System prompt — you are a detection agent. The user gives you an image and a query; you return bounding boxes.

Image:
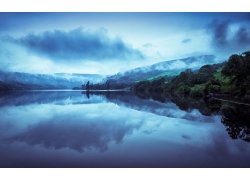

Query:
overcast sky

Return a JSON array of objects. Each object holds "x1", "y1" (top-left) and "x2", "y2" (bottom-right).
[{"x1": 1, "y1": 12, "x2": 250, "y2": 75}]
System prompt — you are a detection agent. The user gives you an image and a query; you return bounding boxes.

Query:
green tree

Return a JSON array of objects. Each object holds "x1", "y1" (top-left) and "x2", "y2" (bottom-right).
[{"x1": 221, "y1": 51, "x2": 250, "y2": 96}]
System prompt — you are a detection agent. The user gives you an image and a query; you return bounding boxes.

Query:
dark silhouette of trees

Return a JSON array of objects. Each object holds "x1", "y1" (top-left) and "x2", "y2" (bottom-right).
[
  {"x1": 85, "y1": 80, "x2": 130, "y2": 90},
  {"x1": 86, "y1": 81, "x2": 90, "y2": 91},
  {"x1": 106, "y1": 82, "x2": 110, "y2": 90},
  {"x1": 221, "y1": 105, "x2": 250, "y2": 142},
  {"x1": 133, "y1": 77, "x2": 166, "y2": 93},
  {"x1": 85, "y1": 90, "x2": 90, "y2": 99}
]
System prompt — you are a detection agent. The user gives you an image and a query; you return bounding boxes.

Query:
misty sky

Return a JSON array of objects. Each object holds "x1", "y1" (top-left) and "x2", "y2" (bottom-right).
[{"x1": 1, "y1": 12, "x2": 250, "y2": 75}]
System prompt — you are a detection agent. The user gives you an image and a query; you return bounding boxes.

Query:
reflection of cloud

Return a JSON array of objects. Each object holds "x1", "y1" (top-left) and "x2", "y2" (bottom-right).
[
  {"x1": 0, "y1": 91, "x2": 104, "y2": 108},
  {"x1": 107, "y1": 94, "x2": 217, "y2": 123},
  {"x1": 5, "y1": 114, "x2": 143, "y2": 153},
  {"x1": 142, "y1": 130, "x2": 152, "y2": 134},
  {"x1": 182, "y1": 111, "x2": 215, "y2": 123},
  {"x1": 143, "y1": 43, "x2": 153, "y2": 47},
  {"x1": 2, "y1": 27, "x2": 144, "y2": 62},
  {"x1": 182, "y1": 135, "x2": 191, "y2": 140},
  {"x1": 203, "y1": 130, "x2": 231, "y2": 161},
  {"x1": 202, "y1": 127, "x2": 250, "y2": 166},
  {"x1": 181, "y1": 38, "x2": 191, "y2": 44}
]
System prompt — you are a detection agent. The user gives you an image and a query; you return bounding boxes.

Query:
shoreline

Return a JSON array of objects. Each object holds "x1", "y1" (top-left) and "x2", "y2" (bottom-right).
[{"x1": 208, "y1": 93, "x2": 250, "y2": 106}]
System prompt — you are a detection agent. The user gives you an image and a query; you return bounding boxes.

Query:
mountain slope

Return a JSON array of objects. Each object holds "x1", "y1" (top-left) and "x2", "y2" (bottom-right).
[{"x1": 105, "y1": 55, "x2": 219, "y2": 84}]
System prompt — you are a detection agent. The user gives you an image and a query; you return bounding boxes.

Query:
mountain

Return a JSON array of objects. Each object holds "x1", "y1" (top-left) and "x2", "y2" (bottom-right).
[
  {"x1": 0, "y1": 71, "x2": 106, "y2": 90},
  {"x1": 105, "y1": 55, "x2": 220, "y2": 84},
  {"x1": 0, "y1": 55, "x2": 223, "y2": 91}
]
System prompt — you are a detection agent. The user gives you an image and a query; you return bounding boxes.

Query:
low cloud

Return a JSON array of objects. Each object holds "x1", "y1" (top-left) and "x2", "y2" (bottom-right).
[
  {"x1": 181, "y1": 38, "x2": 191, "y2": 44},
  {"x1": 143, "y1": 43, "x2": 153, "y2": 47},
  {"x1": 182, "y1": 135, "x2": 191, "y2": 140},
  {"x1": 2, "y1": 27, "x2": 145, "y2": 62}
]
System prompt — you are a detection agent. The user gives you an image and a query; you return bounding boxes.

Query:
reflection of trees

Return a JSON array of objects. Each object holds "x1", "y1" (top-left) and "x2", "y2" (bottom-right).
[
  {"x1": 132, "y1": 91, "x2": 222, "y2": 116},
  {"x1": 105, "y1": 90, "x2": 110, "y2": 98},
  {"x1": 88, "y1": 91, "x2": 131, "y2": 100},
  {"x1": 151, "y1": 92, "x2": 166, "y2": 103},
  {"x1": 81, "y1": 90, "x2": 130, "y2": 100},
  {"x1": 165, "y1": 93, "x2": 191, "y2": 111},
  {"x1": 86, "y1": 91, "x2": 250, "y2": 143},
  {"x1": 221, "y1": 105, "x2": 250, "y2": 142},
  {"x1": 164, "y1": 93, "x2": 221, "y2": 116},
  {"x1": 134, "y1": 91, "x2": 166, "y2": 103},
  {"x1": 85, "y1": 90, "x2": 90, "y2": 99},
  {"x1": 134, "y1": 90, "x2": 150, "y2": 100},
  {"x1": 204, "y1": 98, "x2": 221, "y2": 113}
]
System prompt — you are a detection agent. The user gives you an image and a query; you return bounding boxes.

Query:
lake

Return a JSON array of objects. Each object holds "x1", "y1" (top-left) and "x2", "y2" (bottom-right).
[{"x1": 0, "y1": 90, "x2": 250, "y2": 168}]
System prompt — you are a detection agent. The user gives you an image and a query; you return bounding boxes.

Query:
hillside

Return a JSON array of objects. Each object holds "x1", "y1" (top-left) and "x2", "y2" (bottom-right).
[
  {"x1": 105, "y1": 55, "x2": 219, "y2": 84},
  {"x1": 133, "y1": 51, "x2": 250, "y2": 99},
  {"x1": 0, "y1": 55, "x2": 222, "y2": 91}
]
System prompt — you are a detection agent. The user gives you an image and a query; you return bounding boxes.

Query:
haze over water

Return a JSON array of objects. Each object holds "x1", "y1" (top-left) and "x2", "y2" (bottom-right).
[{"x1": 0, "y1": 90, "x2": 250, "y2": 168}]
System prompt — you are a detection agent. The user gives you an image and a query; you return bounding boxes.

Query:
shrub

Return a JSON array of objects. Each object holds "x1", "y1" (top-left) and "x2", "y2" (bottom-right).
[
  {"x1": 190, "y1": 85, "x2": 205, "y2": 97},
  {"x1": 208, "y1": 85, "x2": 220, "y2": 93},
  {"x1": 177, "y1": 84, "x2": 190, "y2": 94}
]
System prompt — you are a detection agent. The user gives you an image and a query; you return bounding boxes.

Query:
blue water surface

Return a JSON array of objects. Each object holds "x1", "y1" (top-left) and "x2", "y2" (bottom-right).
[{"x1": 0, "y1": 90, "x2": 250, "y2": 168}]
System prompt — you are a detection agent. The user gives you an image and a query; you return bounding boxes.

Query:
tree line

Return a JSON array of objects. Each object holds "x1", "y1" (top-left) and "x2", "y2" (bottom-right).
[{"x1": 133, "y1": 51, "x2": 250, "y2": 98}]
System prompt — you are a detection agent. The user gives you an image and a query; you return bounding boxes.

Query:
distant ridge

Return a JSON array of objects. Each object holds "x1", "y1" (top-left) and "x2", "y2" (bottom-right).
[
  {"x1": 0, "y1": 71, "x2": 106, "y2": 90},
  {"x1": 0, "y1": 55, "x2": 222, "y2": 91}
]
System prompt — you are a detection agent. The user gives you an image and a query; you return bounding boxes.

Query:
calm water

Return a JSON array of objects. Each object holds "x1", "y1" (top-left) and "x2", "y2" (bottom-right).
[{"x1": 0, "y1": 90, "x2": 250, "y2": 168}]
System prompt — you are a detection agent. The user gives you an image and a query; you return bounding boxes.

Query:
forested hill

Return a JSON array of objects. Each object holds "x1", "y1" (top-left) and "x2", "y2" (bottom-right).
[
  {"x1": 105, "y1": 55, "x2": 218, "y2": 84},
  {"x1": 134, "y1": 51, "x2": 250, "y2": 98}
]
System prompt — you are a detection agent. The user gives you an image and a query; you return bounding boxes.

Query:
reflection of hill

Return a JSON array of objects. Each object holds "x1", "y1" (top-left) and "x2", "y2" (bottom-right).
[
  {"x1": 0, "y1": 90, "x2": 103, "y2": 107},
  {"x1": 4, "y1": 90, "x2": 250, "y2": 144},
  {"x1": 0, "y1": 90, "x2": 220, "y2": 122},
  {"x1": 0, "y1": 90, "x2": 223, "y2": 123},
  {"x1": 92, "y1": 91, "x2": 218, "y2": 123},
  {"x1": 98, "y1": 91, "x2": 250, "y2": 143},
  {"x1": 164, "y1": 93, "x2": 222, "y2": 116}
]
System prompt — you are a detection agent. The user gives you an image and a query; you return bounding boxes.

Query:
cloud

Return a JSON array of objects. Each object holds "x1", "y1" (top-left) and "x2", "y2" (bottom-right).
[
  {"x1": 207, "y1": 19, "x2": 250, "y2": 53},
  {"x1": 142, "y1": 130, "x2": 152, "y2": 134},
  {"x1": 181, "y1": 38, "x2": 191, "y2": 44},
  {"x1": 233, "y1": 26, "x2": 250, "y2": 44},
  {"x1": 143, "y1": 43, "x2": 153, "y2": 47},
  {"x1": 208, "y1": 20, "x2": 231, "y2": 47},
  {"x1": 182, "y1": 135, "x2": 191, "y2": 140},
  {"x1": 3, "y1": 27, "x2": 145, "y2": 62}
]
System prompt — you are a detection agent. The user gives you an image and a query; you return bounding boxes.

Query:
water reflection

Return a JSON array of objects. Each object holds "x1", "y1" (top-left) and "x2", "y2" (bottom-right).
[
  {"x1": 89, "y1": 91, "x2": 219, "y2": 123},
  {"x1": 5, "y1": 110, "x2": 143, "y2": 152},
  {"x1": 0, "y1": 90, "x2": 105, "y2": 107},
  {"x1": 85, "y1": 90, "x2": 90, "y2": 99},
  {"x1": 1, "y1": 90, "x2": 250, "y2": 167},
  {"x1": 221, "y1": 104, "x2": 250, "y2": 142},
  {"x1": 132, "y1": 91, "x2": 250, "y2": 143}
]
